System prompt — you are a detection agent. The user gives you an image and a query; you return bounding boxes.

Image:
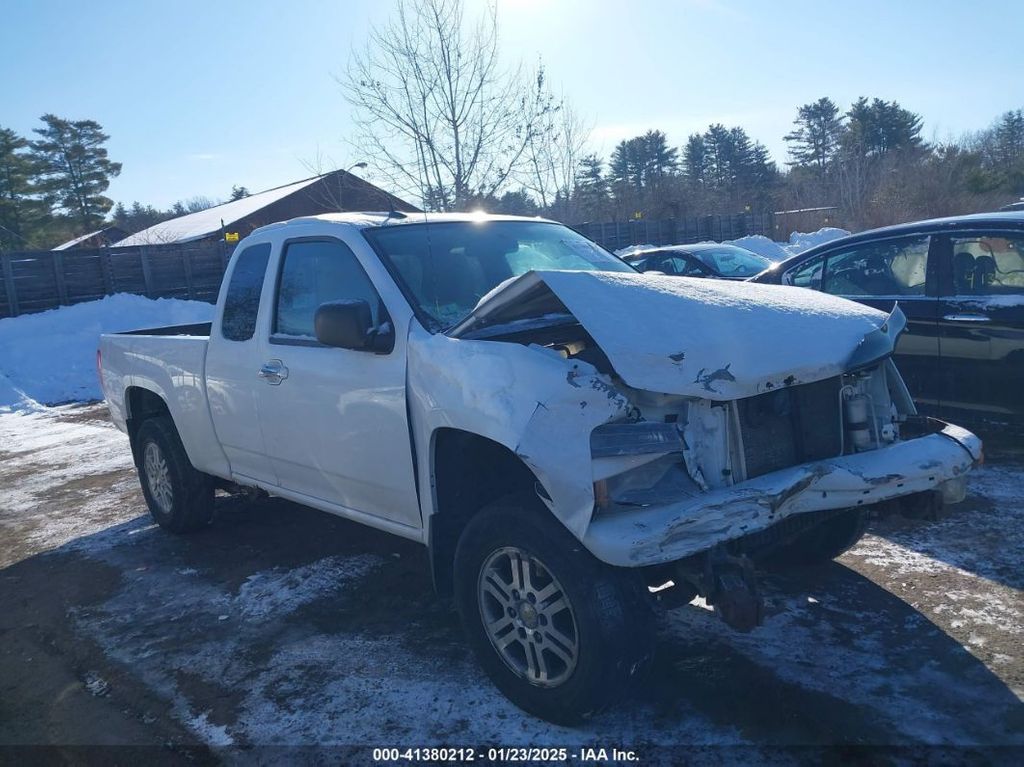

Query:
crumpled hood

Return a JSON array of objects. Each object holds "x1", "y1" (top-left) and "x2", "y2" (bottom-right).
[{"x1": 449, "y1": 270, "x2": 903, "y2": 400}]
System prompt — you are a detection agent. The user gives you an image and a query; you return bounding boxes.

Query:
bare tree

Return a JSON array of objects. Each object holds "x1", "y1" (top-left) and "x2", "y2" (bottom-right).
[
  {"x1": 341, "y1": 0, "x2": 555, "y2": 211},
  {"x1": 516, "y1": 68, "x2": 590, "y2": 221}
]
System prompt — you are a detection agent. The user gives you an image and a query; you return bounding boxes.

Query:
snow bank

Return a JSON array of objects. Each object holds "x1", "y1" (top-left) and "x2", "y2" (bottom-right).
[
  {"x1": 613, "y1": 243, "x2": 656, "y2": 257},
  {"x1": 0, "y1": 294, "x2": 214, "y2": 410},
  {"x1": 785, "y1": 227, "x2": 851, "y2": 255},
  {"x1": 723, "y1": 235, "x2": 789, "y2": 261},
  {"x1": 615, "y1": 228, "x2": 853, "y2": 263}
]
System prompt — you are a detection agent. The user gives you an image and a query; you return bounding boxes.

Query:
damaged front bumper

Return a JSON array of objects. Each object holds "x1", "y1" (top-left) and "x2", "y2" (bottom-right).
[{"x1": 582, "y1": 420, "x2": 982, "y2": 567}]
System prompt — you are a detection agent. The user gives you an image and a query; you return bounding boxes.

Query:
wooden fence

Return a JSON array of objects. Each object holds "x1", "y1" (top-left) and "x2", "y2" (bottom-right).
[
  {"x1": 0, "y1": 242, "x2": 232, "y2": 318},
  {"x1": 0, "y1": 210, "x2": 779, "y2": 319},
  {"x1": 572, "y1": 212, "x2": 775, "y2": 253}
]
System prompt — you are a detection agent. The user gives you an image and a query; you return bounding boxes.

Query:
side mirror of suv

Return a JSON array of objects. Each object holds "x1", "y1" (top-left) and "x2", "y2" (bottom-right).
[{"x1": 315, "y1": 300, "x2": 393, "y2": 352}]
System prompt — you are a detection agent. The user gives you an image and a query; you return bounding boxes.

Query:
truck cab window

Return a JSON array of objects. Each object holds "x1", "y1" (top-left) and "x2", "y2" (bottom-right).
[
  {"x1": 274, "y1": 239, "x2": 383, "y2": 339},
  {"x1": 221, "y1": 243, "x2": 271, "y2": 342}
]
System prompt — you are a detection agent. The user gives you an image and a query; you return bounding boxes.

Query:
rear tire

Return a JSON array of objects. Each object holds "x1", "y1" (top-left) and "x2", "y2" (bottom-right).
[
  {"x1": 135, "y1": 417, "x2": 214, "y2": 534},
  {"x1": 759, "y1": 508, "x2": 868, "y2": 568},
  {"x1": 453, "y1": 496, "x2": 654, "y2": 725}
]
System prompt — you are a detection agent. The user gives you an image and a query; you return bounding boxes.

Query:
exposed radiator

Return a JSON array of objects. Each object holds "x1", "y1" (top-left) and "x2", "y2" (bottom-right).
[{"x1": 737, "y1": 377, "x2": 843, "y2": 479}]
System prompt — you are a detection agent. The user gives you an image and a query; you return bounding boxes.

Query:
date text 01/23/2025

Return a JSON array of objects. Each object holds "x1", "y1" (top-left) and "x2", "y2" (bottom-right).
[{"x1": 372, "y1": 747, "x2": 640, "y2": 762}]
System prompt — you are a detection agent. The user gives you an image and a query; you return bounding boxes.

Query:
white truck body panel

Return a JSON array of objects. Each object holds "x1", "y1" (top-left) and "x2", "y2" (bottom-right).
[{"x1": 99, "y1": 212, "x2": 982, "y2": 568}]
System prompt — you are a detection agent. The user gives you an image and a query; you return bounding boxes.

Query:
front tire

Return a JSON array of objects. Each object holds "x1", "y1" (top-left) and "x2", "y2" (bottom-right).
[
  {"x1": 453, "y1": 496, "x2": 653, "y2": 724},
  {"x1": 135, "y1": 417, "x2": 214, "y2": 534}
]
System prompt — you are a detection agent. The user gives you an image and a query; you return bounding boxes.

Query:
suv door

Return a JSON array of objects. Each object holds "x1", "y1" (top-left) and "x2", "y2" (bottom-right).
[
  {"x1": 934, "y1": 230, "x2": 1024, "y2": 423},
  {"x1": 783, "y1": 234, "x2": 940, "y2": 405},
  {"x1": 256, "y1": 237, "x2": 422, "y2": 530}
]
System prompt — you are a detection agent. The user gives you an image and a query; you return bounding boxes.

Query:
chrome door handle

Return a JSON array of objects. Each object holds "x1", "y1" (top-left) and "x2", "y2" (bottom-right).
[
  {"x1": 942, "y1": 313, "x2": 991, "y2": 323},
  {"x1": 257, "y1": 360, "x2": 289, "y2": 385}
]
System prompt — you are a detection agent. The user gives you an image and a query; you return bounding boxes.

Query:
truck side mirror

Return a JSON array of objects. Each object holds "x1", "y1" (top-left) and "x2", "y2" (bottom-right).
[
  {"x1": 314, "y1": 300, "x2": 395, "y2": 353},
  {"x1": 315, "y1": 300, "x2": 373, "y2": 350}
]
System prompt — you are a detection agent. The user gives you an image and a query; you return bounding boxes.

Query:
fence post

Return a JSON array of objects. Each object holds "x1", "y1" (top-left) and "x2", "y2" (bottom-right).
[
  {"x1": 182, "y1": 249, "x2": 195, "y2": 299},
  {"x1": 101, "y1": 247, "x2": 115, "y2": 295},
  {"x1": 1, "y1": 253, "x2": 19, "y2": 317},
  {"x1": 52, "y1": 251, "x2": 69, "y2": 305},
  {"x1": 140, "y1": 246, "x2": 154, "y2": 296}
]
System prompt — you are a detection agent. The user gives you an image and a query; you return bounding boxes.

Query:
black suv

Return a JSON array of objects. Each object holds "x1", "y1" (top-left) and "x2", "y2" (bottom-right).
[{"x1": 751, "y1": 212, "x2": 1024, "y2": 429}]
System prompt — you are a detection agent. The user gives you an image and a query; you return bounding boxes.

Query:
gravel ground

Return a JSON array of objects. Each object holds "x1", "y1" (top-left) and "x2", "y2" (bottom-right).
[{"x1": 1, "y1": 403, "x2": 1021, "y2": 764}]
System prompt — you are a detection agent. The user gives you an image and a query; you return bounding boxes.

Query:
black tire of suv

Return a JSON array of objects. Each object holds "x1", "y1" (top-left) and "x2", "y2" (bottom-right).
[
  {"x1": 453, "y1": 495, "x2": 654, "y2": 725},
  {"x1": 134, "y1": 417, "x2": 214, "y2": 534},
  {"x1": 760, "y1": 508, "x2": 869, "y2": 568}
]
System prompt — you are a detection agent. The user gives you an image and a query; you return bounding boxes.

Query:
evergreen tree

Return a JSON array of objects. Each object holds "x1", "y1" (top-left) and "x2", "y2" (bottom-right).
[
  {"x1": 31, "y1": 114, "x2": 121, "y2": 231},
  {"x1": 230, "y1": 185, "x2": 251, "y2": 200},
  {"x1": 0, "y1": 126, "x2": 49, "y2": 249},
  {"x1": 842, "y1": 98, "x2": 924, "y2": 156},
  {"x1": 609, "y1": 130, "x2": 677, "y2": 192},
  {"x1": 573, "y1": 154, "x2": 609, "y2": 217},
  {"x1": 784, "y1": 97, "x2": 843, "y2": 175},
  {"x1": 682, "y1": 134, "x2": 708, "y2": 187}
]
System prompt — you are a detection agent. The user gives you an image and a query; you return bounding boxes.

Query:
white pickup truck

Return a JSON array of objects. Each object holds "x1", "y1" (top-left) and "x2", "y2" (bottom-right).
[{"x1": 100, "y1": 212, "x2": 982, "y2": 723}]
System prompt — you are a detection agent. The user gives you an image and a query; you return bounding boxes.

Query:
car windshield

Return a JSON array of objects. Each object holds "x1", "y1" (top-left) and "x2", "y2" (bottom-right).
[
  {"x1": 364, "y1": 220, "x2": 635, "y2": 329},
  {"x1": 690, "y1": 245, "x2": 770, "y2": 277}
]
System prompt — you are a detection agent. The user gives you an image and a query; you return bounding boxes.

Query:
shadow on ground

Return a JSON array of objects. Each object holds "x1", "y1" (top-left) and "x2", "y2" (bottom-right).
[{"x1": 2, "y1": 492, "x2": 1021, "y2": 754}]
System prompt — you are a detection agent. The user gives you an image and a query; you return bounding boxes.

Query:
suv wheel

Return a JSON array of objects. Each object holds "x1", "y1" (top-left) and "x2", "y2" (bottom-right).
[{"x1": 453, "y1": 495, "x2": 653, "y2": 724}]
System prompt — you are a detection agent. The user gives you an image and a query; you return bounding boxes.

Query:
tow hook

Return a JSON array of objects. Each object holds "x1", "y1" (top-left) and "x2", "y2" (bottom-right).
[{"x1": 704, "y1": 550, "x2": 764, "y2": 633}]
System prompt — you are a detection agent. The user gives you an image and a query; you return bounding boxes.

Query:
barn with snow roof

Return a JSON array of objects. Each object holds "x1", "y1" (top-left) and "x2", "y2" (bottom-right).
[{"x1": 116, "y1": 170, "x2": 417, "y2": 247}]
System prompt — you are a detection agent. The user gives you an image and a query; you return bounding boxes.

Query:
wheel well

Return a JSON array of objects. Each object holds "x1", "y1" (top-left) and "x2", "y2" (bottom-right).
[
  {"x1": 429, "y1": 428, "x2": 542, "y2": 597},
  {"x1": 126, "y1": 387, "x2": 171, "y2": 464}
]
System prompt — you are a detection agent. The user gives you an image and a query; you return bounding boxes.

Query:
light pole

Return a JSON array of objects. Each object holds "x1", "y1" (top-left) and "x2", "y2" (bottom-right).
[{"x1": 337, "y1": 162, "x2": 368, "y2": 211}]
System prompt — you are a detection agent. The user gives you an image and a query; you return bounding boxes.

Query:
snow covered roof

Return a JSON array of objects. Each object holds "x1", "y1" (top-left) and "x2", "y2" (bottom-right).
[
  {"x1": 116, "y1": 177, "x2": 322, "y2": 247},
  {"x1": 52, "y1": 229, "x2": 106, "y2": 251}
]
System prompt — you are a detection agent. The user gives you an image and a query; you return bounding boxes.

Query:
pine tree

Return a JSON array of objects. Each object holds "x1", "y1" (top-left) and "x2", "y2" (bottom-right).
[
  {"x1": 31, "y1": 114, "x2": 121, "y2": 231},
  {"x1": 573, "y1": 154, "x2": 609, "y2": 218},
  {"x1": 230, "y1": 185, "x2": 251, "y2": 201},
  {"x1": 682, "y1": 134, "x2": 708, "y2": 187},
  {"x1": 843, "y1": 98, "x2": 923, "y2": 156},
  {"x1": 784, "y1": 97, "x2": 843, "y2": 175},
  {"x1": 0, "y1": 126, "x2": 49, "y2": 249}
]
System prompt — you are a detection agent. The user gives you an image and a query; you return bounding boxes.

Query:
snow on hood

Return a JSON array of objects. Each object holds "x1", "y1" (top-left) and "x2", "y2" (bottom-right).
[{"x1": 451, "y1": 270, "x2": 899, "y2": 400}]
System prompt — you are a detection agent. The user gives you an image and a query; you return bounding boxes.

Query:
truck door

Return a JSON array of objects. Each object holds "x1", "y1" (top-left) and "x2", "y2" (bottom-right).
[
  {"x1": 255, "y1": 237, "x2": 422, "y2": 530},
  {"x1": 205, "y1": 242, "x2": 278, "y2": 484}
]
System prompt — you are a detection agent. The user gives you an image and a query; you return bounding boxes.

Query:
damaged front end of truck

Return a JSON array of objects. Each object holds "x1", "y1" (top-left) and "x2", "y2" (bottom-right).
[{"x1": 430, "y1": 270, "x2": 981, "y2": 630}]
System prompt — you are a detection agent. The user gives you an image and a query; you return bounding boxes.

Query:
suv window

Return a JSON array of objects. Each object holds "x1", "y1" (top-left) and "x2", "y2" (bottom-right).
[
  {"x1": 221, "y1": 243, "x2": 271, "y2": 342},
  {"x1": 949, "y1": 234, "x2": 1024, "y2": 295},
  {"x1": 274, "y1": 239, "x2": 384, "y2": 340},
  {"x1": 823, "y1": 236, "x2": 930, "y2": 296},
  {"x1": 822, "y1": 236, "x2": 929, "y2": 296},
  {"x1": 787, "y1": 236, "x2": 930, "y2": 297}
]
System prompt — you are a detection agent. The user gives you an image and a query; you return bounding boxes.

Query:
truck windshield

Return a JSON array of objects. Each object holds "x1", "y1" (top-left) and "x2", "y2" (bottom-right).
[{"x1": 364, "y1": 221, "x2": 635, "y2": 329}]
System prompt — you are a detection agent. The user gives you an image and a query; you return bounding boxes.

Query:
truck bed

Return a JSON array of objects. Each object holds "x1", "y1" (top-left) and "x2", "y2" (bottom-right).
[{"x1": 112, "y1": 322, "x2": 212, "y2": 337}]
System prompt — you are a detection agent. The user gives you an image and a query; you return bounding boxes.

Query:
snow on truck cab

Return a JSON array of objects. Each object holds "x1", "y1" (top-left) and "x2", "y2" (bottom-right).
[{"x1": 99, "y1": 212, "x2": 982, "y2": 724}]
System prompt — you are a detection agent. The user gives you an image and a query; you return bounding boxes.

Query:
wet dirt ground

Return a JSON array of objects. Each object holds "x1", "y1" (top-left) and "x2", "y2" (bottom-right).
[{"x1": 1, "y1": 404, "x2": 1021, "y2": 764}]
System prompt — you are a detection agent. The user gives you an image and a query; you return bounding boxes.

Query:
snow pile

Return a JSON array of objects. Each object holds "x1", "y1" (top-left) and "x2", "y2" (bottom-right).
[
  {"x1": 613, "y1": 243, "x2": 656, "y2": 257},
  {"x1": 0, "y1": 294, "x2": 214, "y2": 410},
  {"x1": 615, "y1": 228, "x2": 853, "y2": 263},
  {"x1": 785, "y1": 227, "x2": 851, "y2": 255},
  {"x1": 724, "y1": 234, "x2": 789, "y2": 261}
]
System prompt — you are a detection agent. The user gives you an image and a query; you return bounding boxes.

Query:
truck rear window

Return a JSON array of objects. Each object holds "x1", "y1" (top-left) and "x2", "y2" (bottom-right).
[{"x1": 222, "y1": 243, "x2": 271, "y2": 341}]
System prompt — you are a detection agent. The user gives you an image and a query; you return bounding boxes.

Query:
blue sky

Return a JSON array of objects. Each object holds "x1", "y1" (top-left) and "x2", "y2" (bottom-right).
[{"x1": 4, "y1": 0, "x2": 1021, "y2": 208}]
